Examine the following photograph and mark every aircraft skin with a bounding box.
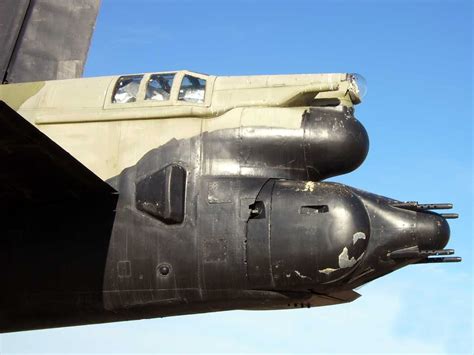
[0,0,461,334]
[0,71,357,180]
[0,71,460,332]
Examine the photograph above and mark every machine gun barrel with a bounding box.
[440,213,459,219]
[391,201,453,211]
[389,247,455,259]
[420,249,455,256]
[415,256,462,264]
[417,203,453,210]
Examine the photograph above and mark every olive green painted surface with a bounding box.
[0,70,362,180]
[0,81,45,111]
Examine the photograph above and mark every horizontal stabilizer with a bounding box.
[0,101,116,209]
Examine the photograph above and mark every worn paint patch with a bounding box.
[353,231,366,244]
[339,247,358,268]
[297,181,316,192]
[318,247,365,275]
[319,268,338,275]
[294,270,312,280]
[286,270,313,280]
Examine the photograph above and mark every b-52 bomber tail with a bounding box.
[0,70,460,332]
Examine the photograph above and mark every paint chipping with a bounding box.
[339,247,358,268]
[319,268,338,275]
[286,271,313,280]
[319,248,365,275]
[353,232,366,244]
[294,270,312,280]
[297,181,316,192]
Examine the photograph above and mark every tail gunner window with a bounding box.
[178,75,206,103]
[146,73,175,101]
[112,75,143,103]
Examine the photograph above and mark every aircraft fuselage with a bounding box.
[0,72,459,332]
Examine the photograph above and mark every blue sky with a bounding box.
[1,0,472,353]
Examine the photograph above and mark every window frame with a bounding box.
[174,71,213,107]
[145,73,177,102]
[177,74,207,105]
[110,74,145,105]
[104,70,214,109]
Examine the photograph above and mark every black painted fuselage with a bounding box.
[0,106,457,333]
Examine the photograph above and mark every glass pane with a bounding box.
[112,75,143,103]
[178,75,206,103]
[145,73,175,101]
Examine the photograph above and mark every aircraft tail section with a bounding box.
[0,0,101,84]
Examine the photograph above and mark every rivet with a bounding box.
[158,264,171,276]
